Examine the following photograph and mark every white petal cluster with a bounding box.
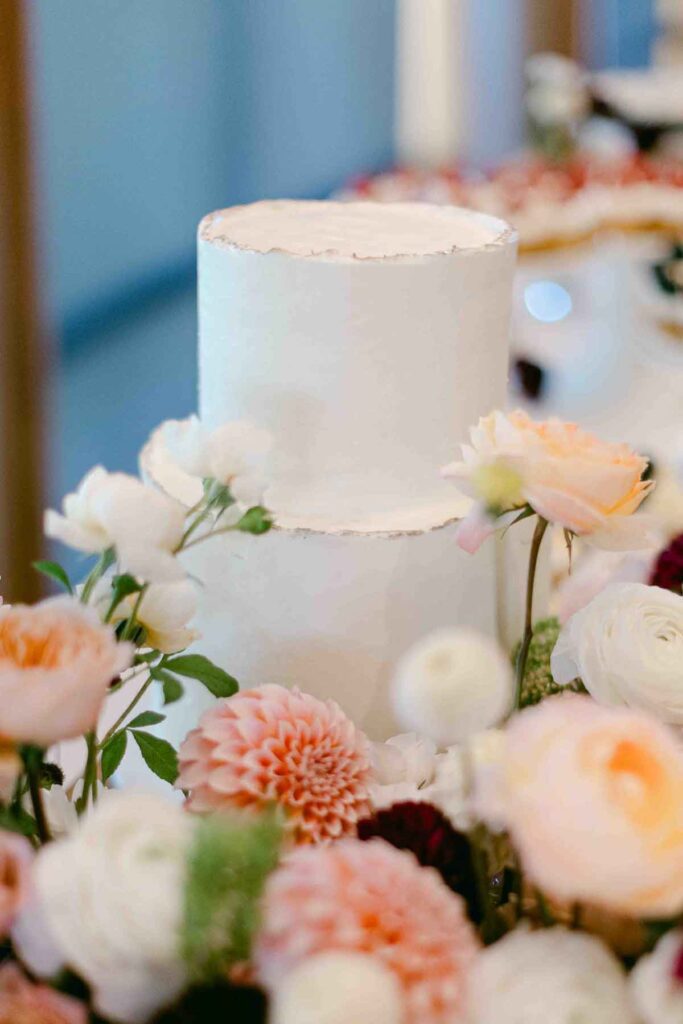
[45,467,187,583]
[552,582,683,724]
[160,415,271,506]
[14,792,192,1024]
[271,951,403,1024]
[392,628,513,746]
[369,729,504,831]
[468,926,636,1024]
[630,929,683,1024]
[93,576,199,654]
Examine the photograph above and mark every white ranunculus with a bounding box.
[271,951,403,1024]
[160,415,270,505]
[45,468,187,583]
[392,628,514,746]
[630,929,683,1024]
[13,792,192,1024]
[552,582,683,724]
[469,926,636,1024]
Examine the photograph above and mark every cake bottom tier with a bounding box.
[166,522,498,742]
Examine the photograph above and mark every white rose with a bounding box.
[14,792,192,1023]
[469,926,636,1024]
[272,952,403,1024]
[392,628,513,746]
[630,929,683,1024]
[552,582,683,724]
[369,733,439,812]
[45,468,187,583]
[160,415,270,506]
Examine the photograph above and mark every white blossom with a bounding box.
[160,415,270,506]
[468,926,636,1024]
[630,929,683,1024]
[552,582,683,724]
[392,628,513,746]
[45,468,187,583]
[13,792,192,1023]
[271,952,403,1024]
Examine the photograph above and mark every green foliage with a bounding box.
[131,731,179,784]
[0,805,37,838]
[182,810,282,983]
[40,762,64,790]
[127,711,165,729]
[33,560,73,594]
[162,655,238,699]
[236,506,273,536]
[512,617,585,708]
[101,731,127,782]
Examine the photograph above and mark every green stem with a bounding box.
[80,548,115,605]
[121,585,147,641]
[77,732,98,813]
[513,517,549,710]
[98,674,154,750]
[180,521,238,553]
[23,748,51,844]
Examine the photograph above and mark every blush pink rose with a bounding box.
[444,410,655,552]
[0,598,132,747]
[0,832,33,937]
[475,694,683,918]
[0,963,86,1024]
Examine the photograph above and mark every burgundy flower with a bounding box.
[357,801,479,920]
[650,534,683,595]
[672,942,683,984]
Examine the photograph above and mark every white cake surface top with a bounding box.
[199,199,512,260]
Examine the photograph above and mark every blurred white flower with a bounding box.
[160,415,271,506]
[45,468,187,583]
[95,577,199,654]
[271,951,403,1024]
[630,928,683,1024]
[552,582,683,724]
[469,926,636,1024]
[13,791,192,1024]
[369,729,504,832]
[392,628,513,746]
[22,785,78,840]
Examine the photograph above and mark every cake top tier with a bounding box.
[199,199,511,260]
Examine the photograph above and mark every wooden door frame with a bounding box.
[0,0,46,601]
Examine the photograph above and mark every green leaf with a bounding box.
[151,668,185,705]
[127,711,165,729]
[101,731,127,782]
[0,806,37,838]
[131,730,178,784]
[236,506,273,536]
[32,560,73,594]
[163,655,238,699]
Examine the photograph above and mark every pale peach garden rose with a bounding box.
[0,832,32,937]
[0,597,132,747]
[0,963,86,1024]
[443,410,655,552]
[475,694,683,918]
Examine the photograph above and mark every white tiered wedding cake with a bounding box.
[148,199,516,738]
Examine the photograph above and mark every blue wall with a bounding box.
[30,0,396,342]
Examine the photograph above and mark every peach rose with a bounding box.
[443,410,655,552]
[475,694,683,918]
[0,598,132,746]
[0,832,33,937]
[0,963,86,1023]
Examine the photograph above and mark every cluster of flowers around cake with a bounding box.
[2,409,683,1022]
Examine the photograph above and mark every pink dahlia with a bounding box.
[255,838,479,1024]
[177,684,371,844]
